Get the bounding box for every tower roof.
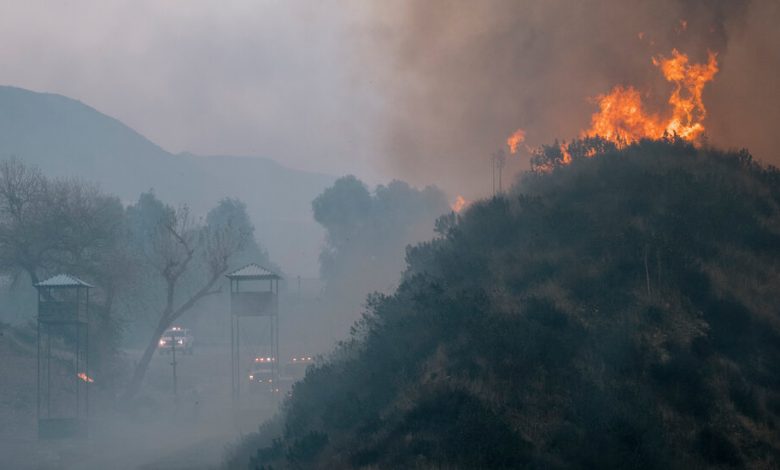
[35,274,93,288]
[226,263,282,280]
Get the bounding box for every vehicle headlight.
[159,340,166,346]
[177,339,183,344]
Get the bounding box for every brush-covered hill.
[0,86,334,275]
[228,139,780,469]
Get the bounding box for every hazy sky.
[0,1,386,180]
[1,1,777,200]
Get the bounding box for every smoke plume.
[354,0,779,198]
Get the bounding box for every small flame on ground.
[77,372,94,383]
[506,128,526,154]
[451,195,469,213]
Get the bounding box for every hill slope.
[229,139,780,469]
[0,86,334,275]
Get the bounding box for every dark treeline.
[308,176,449,346]
[228,139,780,468]
[0,158,271,398]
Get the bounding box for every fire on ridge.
[506,48,719,168]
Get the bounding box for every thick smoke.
[355,0,778,198]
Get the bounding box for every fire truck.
[248,356,278,394]
[158,326,194,355]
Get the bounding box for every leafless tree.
[123,204,250,399]
[0,159,50,284]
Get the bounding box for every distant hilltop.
[0,85,335,276]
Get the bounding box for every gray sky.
[0,1,386,181]
[1,1,777,201]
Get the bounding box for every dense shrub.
[232,139,780,469]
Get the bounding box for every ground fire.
[77,372,94,383]
[506,128,526,154]
[451,195,468,213]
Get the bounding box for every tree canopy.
[312,175,448,293]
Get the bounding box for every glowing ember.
[77,372,94,383]
[451,195,469,213]
[506,128,526,154]
[583,49,718,145]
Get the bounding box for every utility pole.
[492,149,507,195]
[492,153,496,196]
[170,335,178,401]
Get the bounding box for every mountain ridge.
[0,85,335,275]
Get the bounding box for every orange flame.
[507,49,718,172]
[561,144,573,164]
[583,49,718,145]
[506,128,526,154]
[655,49,718,140]
[77,372,94,383]
[451,195,468,213]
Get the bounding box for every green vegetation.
[230,139,780,468]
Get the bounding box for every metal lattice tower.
[226,263,282,405]
[35,274,92,439]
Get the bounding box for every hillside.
[0,86,334,275]
[228,139,780,469]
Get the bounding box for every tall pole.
[492,149,506,195]
[492,155,496,196]
[46,328,51,418]
[36,313,40,422]
[76,321,80,417]
[85,288,89,418]
[171,334,178,401]
[499,163,502,193]
[235,315,240,403]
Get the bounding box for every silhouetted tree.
[122,195,253,399]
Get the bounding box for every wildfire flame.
[77,372,94,383]
[506,128,526,154]
[451,195,468,213]
[507,48,719,172]
[584,49,718,145]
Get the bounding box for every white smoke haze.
[0,0,384,181]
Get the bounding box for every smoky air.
[0,1,778,469]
